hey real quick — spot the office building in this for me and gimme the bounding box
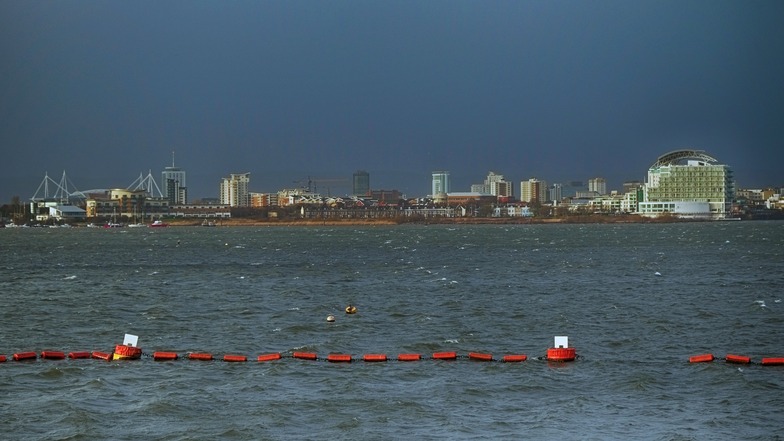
[353,170,370,196]
[161,152,187,205]
[432,171,450,197]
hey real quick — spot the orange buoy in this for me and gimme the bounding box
[547,347,576,362]
[13,352,37,361]
[432,351,457,360]
[725,354,751,364]
[0,355,6,363]
[223,354,247,362]
[363,354,388,362]
[503,354,528,362]
[327,354,352,363]
[468,352,493,362]
[689,353,714,363]
[257,353,282,362]
[188,353,214,361]
[41,351,66,360]
[398,353,421,361]
[153,352,178,361]
[761,357,784,366]
[113,344,142,360]
[91,351,112,361]
[68,351,91,359]
[293,352,318,360]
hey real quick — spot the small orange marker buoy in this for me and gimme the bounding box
[725,354,751,364]
[689,353,714,363]
[761,357,784,366]
[113,344,142,360]
[188,353,214,361]
[503,354,528,362]
[0,355,6,363]
[468,352,493,362]
[398,353,421,361]
[257,353,282,362]
[546,347,576,362]
[327,354,352,363]
[223,354,247,362]
[363,354,388,362]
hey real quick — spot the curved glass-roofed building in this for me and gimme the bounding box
[639,149,734,219]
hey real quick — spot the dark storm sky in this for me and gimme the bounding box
[1,0,782,202]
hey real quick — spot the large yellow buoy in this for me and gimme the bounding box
[345,305,357,314]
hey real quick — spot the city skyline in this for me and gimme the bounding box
[2,2,783,203]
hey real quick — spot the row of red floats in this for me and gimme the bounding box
[0,350,535,363]
[689,353,784,365]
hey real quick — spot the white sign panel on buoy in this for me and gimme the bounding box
[123,334,139,347]
[554,336,569,348]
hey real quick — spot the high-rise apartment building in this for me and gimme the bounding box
[639,150,734,218]
[485,171,513,197]
[520,178,548,203]
[353,170,370,196]
[220,173,251,207]
[432,171,450,196]
[161,152,187,205]
[588,177,607,195]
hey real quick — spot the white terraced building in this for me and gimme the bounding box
[639,149,735,219]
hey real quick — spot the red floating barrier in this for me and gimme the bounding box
[0,355,6,363]
[725,354,751,364]
[546,347,576,362]
[41,351,66,360]
[363,354,388,362]
[433,351,457,360]
[13,352,37,361]
[503,354,528,362]
[468,352,493,362]
[327,354,352,363]
[257,353,282,362]
[293,352,318,360]
[188,353,214,361]
[223,354,247,362]
[761,357,784,366]
[398,353,421,361]
[91,351,112,361]
[153,352,178,361]
[69,352,91,359]
[689,353,714,363]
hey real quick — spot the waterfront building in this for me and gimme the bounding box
[432,171,450,197]
[639,149,734,218]
[520,178,548,204]
[588,177,607,195]
[353,170,370,197]
[161,154,187,205]
[220,173,250,207]
[549,183,563,204]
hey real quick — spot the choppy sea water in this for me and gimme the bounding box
[1,222,783,440]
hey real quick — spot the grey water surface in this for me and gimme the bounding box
[1,222,783,440]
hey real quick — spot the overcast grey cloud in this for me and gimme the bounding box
[1,0,782,202]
